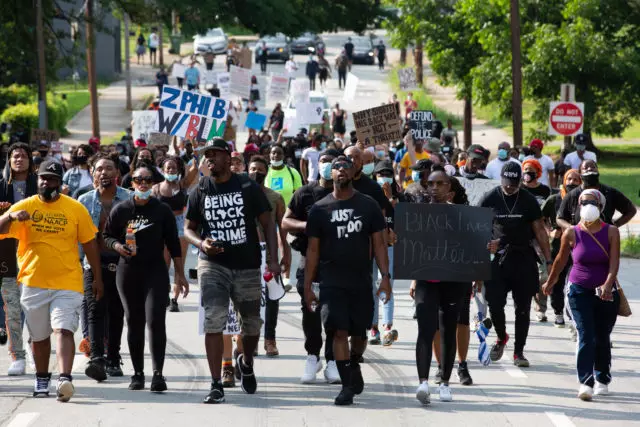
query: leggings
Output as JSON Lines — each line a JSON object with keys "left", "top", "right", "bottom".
{"left": 116, "top": 261, "right": 169, "bottom": 374}
{"left": 414, "top": 281, "right": 467, "bottom": 382}
{"left": 338, "top": 70, "right": 347, "bottom": 89}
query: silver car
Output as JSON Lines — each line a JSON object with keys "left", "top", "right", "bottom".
{"left": 193, "top": 28, "right": 228, "bottom": 55}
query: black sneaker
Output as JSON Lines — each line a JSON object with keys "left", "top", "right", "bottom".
{"left": 169, "top": 298, "right": 179, "bottom": 313}
{"left": 0, "top": 329, "right": 7, "bottom": 345}
{"left": 106, "top": 359, "right": 124, "bottom": 377}
{"left": 236, "top": 353, "right": 257, "bottom": 394}
{"left": 513, "top": 353, "right": 530, "bottom": 368}
{"left": 129, "top": 372, "right": 145, "bottom": 390}
{"left": 334, "top": 387, "right": 355, "bottom": 406}
{"left": 434, "top": 365, "right": 442, "bottom": 385}
{"left": 490, "top": 334, "right": 509, "bottom": 362}
{"left": 203, "top": 381, "right": 225, "bottom": 404}
{"left": 351, "top": 363, "right": 364, "bottom": 395}
{"left": 150, "top": 371, "right": 167, "bottom": 392}
{"left": 457, "top": 361, "right": 473, "bottom": 386}
{"left": 85, "top": 357, "right": 107, "bottom": 382}
{"left": 33, "top": 372, "right": 51, "bottom": 397}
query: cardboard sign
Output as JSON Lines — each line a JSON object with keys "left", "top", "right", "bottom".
{"left": 239, "top": 48, "right": 252, "bottom": 69}
{"left": 30, "top": 129, "right": 60, "bottom": 144}
{"left": 343, "top": 72, "right": 359, "bottom": 102}
{"left": 171, "top": 63, "right": 186, "bottom": 78}
{"left": 49, "top": 141, "right": 64, "bottom": 152}
{"left": 393, "top": 203, "right": 493, "bottom": 281}
{"left": 283, "top": 114, "right": 301, "bottom": 137}
{"left": 352, "top": 104, "right": 402, "bottom": 145}
{"left": 398, "top": 67, "right": 418, "bottom": 91}
{"left": 229, "top": 65, "right": 251, "bottom": 98}
{"left": 132, "top": 111, "right": 158, "bottom": 141}
{"left": 409, "top": 110, "right": 434, "bottom": 140}
{"left": 457, "top": 178, "right": 500, "bottom": 206}
{"left": 148, "top": 133, "right": 173, "bottom": 146}
{"left": 245, "top": 111, "right": 267, "bottom": 130}
{"left": 267, "top": 73, "right": 290, "bottom": 101}
{"left": 217, "top": 72, "right": 231, "bottom": 98}
{"left": 296, "top": 102, "right": 324, "bottom": 124}
{"left": 0, "top": 239, "right": 17, "bottom": 278}
{"left": 156, "top": 85, "right": 229, "bottom": 141}
{"left": 290, "top": 79, "right": 310, "bottom": 105}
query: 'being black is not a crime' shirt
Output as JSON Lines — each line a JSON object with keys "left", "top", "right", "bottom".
{"left": 288, "top": 183, "right": 333, "bottom": 254}
{"left": 479, "top": 186, "right": 542, "bottom": 249}
{"left": 306, "top": 191, "right": 385, "bottom": 289}
{"left": 185, "top": 175, "right": 271, "bottom": 269}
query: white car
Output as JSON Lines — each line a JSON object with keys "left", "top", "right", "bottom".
{"left": 193, "top": 28, "right": 228, "bottom": 55}
{"left": 284, "top": 90, "right": 330, "bottom": 133}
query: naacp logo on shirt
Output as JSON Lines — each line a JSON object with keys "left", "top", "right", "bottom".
{"left": 203, "top": 191, "right": 247, "bottom": 245}
{"left": 30, "top": 210, "right": 68, "bottom": 233}
{"left": 127, "top": 216, "right": 152, "bottom": 233}
{"left": 270, "top": 177, "right": 284, "bottom": 191}
{"left": 330, "top": 208, "right": 363, "bottom": 239}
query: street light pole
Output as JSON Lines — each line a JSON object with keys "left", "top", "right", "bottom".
{"left": 36, "top": 0, "right": 48, "bottom": 129}
{"left": 510, "top": 0, "right": 523, "bottom": 147}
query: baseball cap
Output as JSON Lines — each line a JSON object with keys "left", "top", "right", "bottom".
{"left": 38, "top": 159, "right": 64, "bottom": 180}
{"left": 426, "top": 138, "right": 441, "bottom": 153}
{"left": 374, "top": 160, "right": 393, "bottom": 174}
{"left": 203, "top": 138, "right": 231, "bottom": 154}
{"left": 467, "top": 144, "right": 486, "bottom": 160}
{"left": 498, "top": 141, "right": 511, "bottom": 150}
{"left": 574, "top": 134, "right": 587, "bottom": 145}
{"left": 501, "top": 161, "right": 522, "bottom": 186}
{"left": 410, "top": 158, "right": 433, "bottom": 171}
{"left": 134, "top": 138, "right": 147, "bottom": 148}
{"left": 529, "top": 138, "right": 544, "bottom": 150}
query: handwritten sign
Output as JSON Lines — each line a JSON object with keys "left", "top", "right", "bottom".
{"left": 156, "top": 85, "right": 229, "bottom": 141}
{"left": 283, "top": 114, "right": 301, "bottom": 137}
{"left": 393, "top": 203, "right": 493, "bottom": 281}
{"left": 245, "top": 112, "right": 267, "bottom": 130}
{"left": 343, "top": 72, "right": 359, "bottom": 102}
{"left": 409, "top": 110, "right": 433, "bottom": 140}
{"left": 267, "top": 73, "right": 289, "bottom": 101}
{"left": 457, "top": 178, "right": 500, "bottom": 206}
{"left": 217, "top": 72, "right": 231, "bottom": 98}
{"left": 296, "top": 102, "right": 324, "bottom": 125}
{"left": 171, "top": 63, "right": 186, "bottom": 78}
{"left": 398, "top": 67, "right": 418, "bottom": 91}
{"left": 353, "top": 104, "right": 402, "bottom": 145}
{"left": 290, "top": 79, "right": 309, "bottom": 105}
{"left": 132, "top": 111, "right": 158, "bottom": 141}
{"left": 30, "top": 129, "right": 60, "bottom": 144}
{"left": 229, "top": 65, "right": 251, "bottom": 98}
{"left": 0, "top": 239, "right": 17, "bottom": 278}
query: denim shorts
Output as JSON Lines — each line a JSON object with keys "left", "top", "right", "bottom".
{"left": 175, "top": 213, "right": 185, "bottom": 238}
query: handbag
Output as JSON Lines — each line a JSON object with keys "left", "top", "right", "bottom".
{"left": 580, "top": 224, "right": 632, "bottom": 317}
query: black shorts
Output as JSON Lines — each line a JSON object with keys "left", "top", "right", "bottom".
{"left": 320, "top": 286, "right": 373, "bottom": 336}
{"left": 149, "top": 47, "right": 157, "bottom": 54}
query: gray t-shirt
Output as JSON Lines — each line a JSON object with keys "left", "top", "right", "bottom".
{"left": 12, "top": 180, "right": 27, "bottom": 203}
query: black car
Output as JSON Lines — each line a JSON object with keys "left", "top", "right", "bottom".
{"left": 350, "top": 36, "right": 375, "bottom": 65}
{"left": 291, "top": 32, "right": 323, "bottom": 54}
{"left": 254, "top": 34, "right": 291, "bottom": 63}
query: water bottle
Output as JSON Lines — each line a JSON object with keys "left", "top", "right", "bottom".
{"left": 125, "top": 228, "right": 137, "bottom": 256}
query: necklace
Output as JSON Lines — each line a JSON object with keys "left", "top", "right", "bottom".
{"left": 500, "top": 188, "right": 520, "bottom": 215}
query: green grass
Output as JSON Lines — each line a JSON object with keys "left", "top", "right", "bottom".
{"left": 63, "top": 91, "right": 91, "bottom": 121}
{"left": 621, "top": 235, "right": 640, "bottom": 258}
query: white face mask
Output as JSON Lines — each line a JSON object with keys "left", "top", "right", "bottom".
{"left": 271, "top": 159, "right": 283, "bottom": 167}
{"left": 580, "top": 204, "right": 600, "bottom": 222}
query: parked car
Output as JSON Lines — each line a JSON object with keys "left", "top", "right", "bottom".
{"left": 254, "top": 34, "right": 291, "bottom": 63}
{"left": 350, "top": 36, "right": 375, "bottom": 65}
{"left": 291, "top": 32, "right": 323, "bottom": 54}
{"left": 284, "top": 90, "right": 330, "bottom": 134}
{"left": 193, "top": 28, "right": 228, "bottom": 55}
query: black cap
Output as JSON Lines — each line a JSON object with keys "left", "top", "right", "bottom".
{"left": 575, "top": 134, "right": 587, "bottom": 145}
{"left": 410, "top": 158, "right": 433, "bottom": 171}
{"left": 467, "top": 144, "right": 486, "bottom": 160}
{"left": 374, "top": 160, "right": 393, "bottom": 174}
{"left": 38, "top": 159, "right": 63, "bottom": 179}
{"left": 501, "top": 161, "right": 522, "bottom": 185}
{"left": 202, "top": 138, "right": 231, "bottom": 154}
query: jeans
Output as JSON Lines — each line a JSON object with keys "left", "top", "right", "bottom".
{"left": 1, "top": 277, "right": 26, "bottom": 360}
{"left": 567, "top": 282, "right": 619, "bottom": 387}
{"left": 371, "top": 246, "right": 394, "bottom": 327}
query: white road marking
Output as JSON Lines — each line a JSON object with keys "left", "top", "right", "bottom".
{"left": 545, "top": 412, "right": 576, "bottom": 427}
{"left": 499, "top": 361, "right": 528, "bottom": 378}
{"left": 6, "top": 413, "right": 40, "bottom": 427}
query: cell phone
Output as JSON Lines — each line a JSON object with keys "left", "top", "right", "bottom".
{"left": 211, "top": 241, "right": 224, "bottom": 249}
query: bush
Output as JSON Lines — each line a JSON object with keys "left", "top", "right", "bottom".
{"left": 622, "top": 235, "right": 640, "bottom": 258}
{"left": 0, "top": 97, "right": 69, "bottom": 137}
{"left": 0, "top": 84, "right": 35, "bottom": 114}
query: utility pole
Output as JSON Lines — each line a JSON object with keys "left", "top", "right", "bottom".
{"left": 124, "top": 13, "right": 132, "bottom": 110}
{"left": 86, "top": 0, "right": 100, "bottom": 137}
{"left": 158, "top": 24, "right": 164, "bottom": 66}
{"left": 36, "top": 0, "right": 48, "bottom": 129}
{"left": 510, "top": 0, "right": 522, "bottom": 147}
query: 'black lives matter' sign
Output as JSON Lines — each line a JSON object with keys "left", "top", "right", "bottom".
{"left": 353, "top": 104, "right": 402, "bottom": 145}
{"left": 409, "top": 110, "right": 433, "bottom": 140}
{"left": 393, "top": 203, "right": 494, "bottom": 281}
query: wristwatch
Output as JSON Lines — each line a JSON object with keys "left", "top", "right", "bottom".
{"left": 380, "top": 272, "right": 392, "bottom": 279}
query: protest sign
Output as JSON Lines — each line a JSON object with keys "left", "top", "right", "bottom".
{"left": 148, "top": 133, "right": 173, "bottom": 146}
{"left": 393, "top": 203, "right": 493, "bottom": 281}
{"left": 409, "top": 110, "right": 434, "bottom": 140}
{"left": 132, "top": 111, "right": 158, "bottom": 141}
{"left": 30, "top": 129, "right": 60, "bottom": 144}
{"left": 283, "top": 114, "right": 301, "bottom": 137}
{"left": 296, "top": 102, "right": 324, "bottom": 124}
{"left": 267, "top": 73, "right": 290, "bottom": 101}
{"left": 229, "top": 65, "right": 251, "bottom": 98}
{"left": 343, "top": 72, "right": 359, "bottom": 102}
{"left": 0, "top": 240, "right": 17, "bottom": 278}
{"left": 457, "top": 178, "right": 500, "bottom": 206}
{"left": 245, "top": 111, "right": 267, "bottom": 130}
{"left": 171, "top": 63, "right": 186, "bottom": 78}
{"left": 352, "top": 104, "right": 402, "bottom": 145}
{"left": 204, "top": 70, "right": 217, "bottom": 85}
{"left": 398, "top": 67, "right": 418, "bottom": 91}
{"left": 49, "top": 141, "right": 64, "bottom": 152}
{"left": 217, "top": 72, "right": 231, "bottom": 98}
{"left": 156, "top": 85, "right": 229, "bottom": 141}
{"left": 239, "top": 48, "right": 252, "bottom": 69}
{"left": 290, "top": 79, "right": 309, "bottom": 104}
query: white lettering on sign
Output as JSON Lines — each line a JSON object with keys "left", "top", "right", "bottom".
{"left": 204, "top": 192, "right": 247, "bottom": 245}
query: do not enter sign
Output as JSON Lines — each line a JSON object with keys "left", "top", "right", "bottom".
{"left": 548, "top": 102, "right": 584, "bottom": 136}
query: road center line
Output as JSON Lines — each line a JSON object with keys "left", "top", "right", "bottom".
{"left": 7, "top": 412, "right": 40, "bottom": 427}
{"left": 545, "top": 412, "right": 576, "bottom": 427}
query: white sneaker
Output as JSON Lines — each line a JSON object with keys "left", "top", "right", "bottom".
{"left": 301, "top": 355, "right": 322, "bottom": 384}
{"left": 535, "top": 312, "right": 548, "bottom": 322}
{"left": 578, "top": 384, "right": 593, "bottom": 401}
{"left": 56, "top": 377, "right": 75, "bottom": 402}
{"left": 8, "top": 359, "right": 26, "bottom": 376}
{"left": 26, "top": 345, "right": 36, "bottom": 371}
{"left": 439, "top": 384, "right": 453, "bottom": 402}
{"left": 324, "top": 360, "right": 341, "bottom": 384}
{"left": 594, "top": 381, "right": 609, "bottom": 396}
{"left": 416, "top": 381, "right": 430, "bottom": 405}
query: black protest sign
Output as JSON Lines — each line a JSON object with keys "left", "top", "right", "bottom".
{"left": 393, "top": 203, "right": 493, "bottom": 281}
{"left": 409, "top": 110, "right": 433, "bottom": 140}
{"left": 0, "top": 239, "right": 17, "bottom": 278}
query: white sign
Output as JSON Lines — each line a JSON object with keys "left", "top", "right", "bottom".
{"left": 283, "top": 113, "right": 301, "bottom": 137}
{"left": 343, "top": 72, "right": 359, "bottom": 102}
{"left": 204, "top": 70, "right": 217, "bottom": 85}
{"left": 398, "top": 67, "right": 418, "bottom": 90}
{"left": 290, "top": 78, "right": 309, "bottom": 105}
{"left": 267, "top": 73, "right": 290, "bottom": 102}
{"left": 171, "top": 63, "right": 186, "bottom": 79}
{"left": 297, "top": 102, "right": 324, "bottom": 124}
{"left": 458, "top": 178, "right": 500, "bottom": 206}
{"left": 217, "top": 72, "right": 231, "bottom": 98}
{"left": 229, "top": 65, "right": 252, "bottom": 98}
{"left": 132, "top": 110, "right": 158, "bottom": 141}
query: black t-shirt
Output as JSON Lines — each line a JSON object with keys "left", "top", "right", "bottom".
{"left": 344, "top": 42, "right": 354, "bottom": 57}
{"left": 288, "top": 183, "right": 333, "bottom": 254}
{"left": 522, "top": 184, "right": 551, "bottom": 207}
{"left": 352, "top": 174, "right": 387, "bottom": 212}
{"left": 185, "top": 175, "right": 271, "bottom": 269}
{"left": 479, "top": 186, "right": 542, "bottom": 248}
{"left": 306, "top": 191, "right": 385, "bottom": 289}
{"left": 558, "top": 183, "right": 636, "bottom": 226}
{"left": 542, "top": 193, "right": 562, "bottom": 231}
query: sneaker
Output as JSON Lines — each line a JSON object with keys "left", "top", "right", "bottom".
{"left": 351, "top": 363, "right": 364, "bottom": 395}
{"left": 301, "top": 355, "right": 322, "bottom": 384}
{"left": 106, "top": 359, "right": 124, "bottom": 377}
{"left": 490, "top": 334, "right": 509, "bottom": 362}
{"left": 85, "top": 357, "right": 107, "bottom": 382}
{"left": 569, "top": 323, "right": 578, "bottom": 342}
{"left": 8, "top": 359, "right": 26, "bottom": 376}
{"left": 236, "top": 353, "right": 257, "bottom": 394}
{"left": 78, "top": 337, "right": 90, "bottom": 357}
{"left": 382, "top": 328, "right": 396, "bottom": 346}
{"left": 439, "top": 384, "right": 452, "bottom": 402}
{"left": 554, "top": 314, "right": 566, "bottom": 328}
{"left": 150, "top": 371, "right": 167, "bottom": 392}
{"left": 129, "top": 372, "right": 145, "bottom": 390}
{"left": 324, "top": 360, "right": 341, "bottom": 384}
{"left": 0, "top": 329, "right": 7, "bottom": 345}
{"left": 434, "top": 365, "right": 443, "bottom": 385}
{"left": 222, "top": 365, "right": 236, "bottom": 387}
{"left": 168, "top": 298, "right": 179, "bottom": 312}
{"left": 283, "top": 277, "right": 292, "bottom": 293}
{"left": 457, "top": 361, "right": 473, "bottom": 386}
{"left": 56, "top": 376, "right": 74, "bottom": 402}
{"left": 264, "top": 339, "right": 279, "bottom": 357}
{"left": 594, "top": 381, "right": 609, "bottom": 396}
{"left": 535, "top": 312, "right": 548, "bottom": 323}
{"left": 334, "top": 387, "right": 354, "bottom": 406}
{"left": 369, "top": 329, "right": 381, "bottom": 345}
{"left": 203, "top": 381, "right": 225, "bottom": 404}
{"left": 578, "top": 384, "right": 593, "bottom": 401}
{"left": 416, "top": 381, "right": 430, "bottom": 405}
{"left": 513, "top": 353, "right": 530, "bottom": 368}
{"left": 33, "top": 373, "right": 51, "bottom": 397}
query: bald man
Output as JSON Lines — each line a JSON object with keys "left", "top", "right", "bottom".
{"left": 361, "top": 150, "right": 375, "bottom": 178}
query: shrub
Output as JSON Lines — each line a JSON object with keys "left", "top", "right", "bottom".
{"left": 0, "top": 84, "right": 35, "bottom": 114}
{"left": 0, "top": 97, "right": 69, "bottom": 137}
{"left": 622, "top": 235, "right": 640, "bottom": 258}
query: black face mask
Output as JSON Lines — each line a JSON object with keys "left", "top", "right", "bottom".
{"left": 565, "top": 184, "right": 579, "bottom": 193}
{"left": 248, "top": 172, "right": 266, "bottom": 185}
{"left": 38, "top": 186, "right": 59, "bottom": 201}
{"left": 39, "top": 150, "right": 48, "bottom": 158}
{"left": 75, "top": 155, "right": 88, "bottom": 165}
{"left": 523, "top": 171, "right": 537, "bottom": 183}
{"left": 581, "top": 172, "right": 599, "bottom": 188}
{"left": 137, "top": 158, "right": 153, "bottom": 168}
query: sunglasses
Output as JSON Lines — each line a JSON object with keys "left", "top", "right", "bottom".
{"left": 580, "top": 199, "right": 599, "bottom": 207}
{"left": 132, "top": 176, "right": 153, "bottom": 184}
{"left": 332, "top": 161, "right": 353, "bottom": 170}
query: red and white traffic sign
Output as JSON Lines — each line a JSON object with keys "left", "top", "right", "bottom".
{"left": 548, "top": 101, "right": 584, "bottom": 136}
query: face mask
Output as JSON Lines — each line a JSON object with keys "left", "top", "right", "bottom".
{"left": 248, "top": 171, "right": 266, "bottom": 185}
{"left": 319, "top": 162, "right": 332, "bottom": 180}
{"left": 138, "top": 158, "right": 153, "bottom": 168}
{"left": 38, "top": 186, "right": 59, "bottom": 201}
{"left": 376, "top": 150, "right": 385, "bottom": 159}
{"left": 576, "top": 144, "right": 586, "bottom": 152}
{"left": 134, "top": 189, "right": 153, "bottom": 200}
{"left": 39, "top": 150, "right": 48, "bottom": 158}
{"left": 523, "top": 171, "right": 537, "bottom": 183}
{"left": 412, "top": 171, "right": 421, "bottom": 182}
{"left": 518, "top": 154, "right": 525, "bottom": 162}
{"left": 565, "top": 184, "right": 579, "bottom": 193}
{"left": 53, "top": 153, "right": 62, "bottom": 161}
{"left": 320, "top": 142, "right": 327, "bottom": 150}
{"left": 164, "top": 173, "right": 179, "bottom": 182}
{"left": 580, "top": 204, "right": 600, "bottom": 223}
{"left": 271, "top": 159, "right": 283, "bottom": 167}
{"left": 498, "top": 149, "right": 509, "bottom": 160}
{"left": 581, "top": 172, "right": 599, "bottom": 187}
{"left": 75, "top": 155, "right": 88, "bottom": 164}
{"left": 377, "top": 177, "right": 393, "bottom": 186}
{"left": 362, "top": 163, "right": 375, "bottom": 176}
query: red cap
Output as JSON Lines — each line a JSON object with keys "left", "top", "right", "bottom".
{"left": 231, "top": 151, "right": 242, "bottom": 159}
{"left": 88, "top": 136, "right": 100, "bottom": 150}
{"left": 529, "top": 139, "right": 544, "bottom": 150}
{"left": 134, "top": 139, "right": 147, "bottom": 148}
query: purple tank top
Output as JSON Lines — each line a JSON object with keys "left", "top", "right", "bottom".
{"left": 568, "top": 224, "right": 610, "bottom": 289}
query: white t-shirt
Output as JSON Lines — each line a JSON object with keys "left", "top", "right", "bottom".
{"left": 148, "top": 33, "right": 159, "bottom": 48}
{"left": 285, "top": 60, "right": 297, "bottom": 75}
{"left": 564, "top": 150, "right": 597, "bottom": 170}
{"left": 524, "top": 154, "right": 554, "bottom": 186}
{"left": 484, "top": 157, "right": 520, "bottom": 180}
{"left": 301, "top": 147, "right": 320, "bottom": 182}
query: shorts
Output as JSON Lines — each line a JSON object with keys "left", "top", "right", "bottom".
{"left": 320, "top": 286, "right": 373, "bottom": 336}
{"left": 21, "top": 287, "right": 83, "bottom": 341}
{"left": 175, "top": 213, "right": 185, "bottom": 238}
{"left": 149, "top": 47, "right": 157, "bottom": 54}
{"left": 198, "top": 259, "right": 263, "bottom": 336}
{"left": 187, "top": 84, "right": 198, "bottom": 91}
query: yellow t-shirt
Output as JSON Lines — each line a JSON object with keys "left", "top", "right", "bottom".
{"left": 2, "top": 195, "right": 97, "bottom": 293}
{"left": 399, "top": 151, "right": 430, "bottom": 188}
